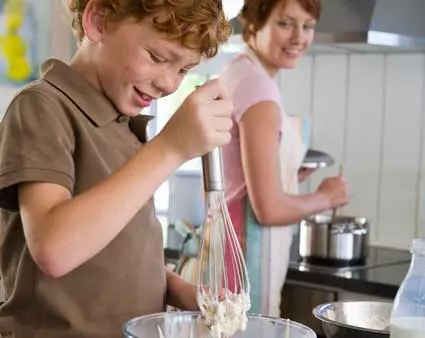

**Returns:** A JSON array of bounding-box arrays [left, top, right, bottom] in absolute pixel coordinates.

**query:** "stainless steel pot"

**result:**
[[299, 214, 369, 265]]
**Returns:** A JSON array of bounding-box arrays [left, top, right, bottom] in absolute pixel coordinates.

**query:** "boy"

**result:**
[[0, 0, 232, 337]]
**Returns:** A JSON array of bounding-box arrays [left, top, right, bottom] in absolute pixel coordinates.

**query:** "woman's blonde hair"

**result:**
[[66, 0, 232, 58]]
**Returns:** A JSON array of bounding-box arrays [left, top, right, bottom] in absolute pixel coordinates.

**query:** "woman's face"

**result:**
[[251, 0, 317, 74]]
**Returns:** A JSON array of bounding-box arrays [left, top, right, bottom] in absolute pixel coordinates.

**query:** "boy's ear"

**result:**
[[82, 0, 106, 43]]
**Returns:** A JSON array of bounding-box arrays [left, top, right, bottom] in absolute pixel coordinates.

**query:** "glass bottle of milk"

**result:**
[[390, 238, 425, 338]]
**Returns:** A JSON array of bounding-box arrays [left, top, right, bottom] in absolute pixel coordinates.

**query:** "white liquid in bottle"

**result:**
[[390, 317, 425, 338]]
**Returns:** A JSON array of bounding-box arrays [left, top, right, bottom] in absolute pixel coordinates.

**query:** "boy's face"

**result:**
[[80, 7, 201, 116]]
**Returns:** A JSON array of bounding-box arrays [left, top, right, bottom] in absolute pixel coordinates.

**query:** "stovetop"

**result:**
[[289, 246, 412, 275]]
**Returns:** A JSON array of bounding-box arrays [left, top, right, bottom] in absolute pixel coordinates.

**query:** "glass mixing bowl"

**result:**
[[122, 311, 317, 338]]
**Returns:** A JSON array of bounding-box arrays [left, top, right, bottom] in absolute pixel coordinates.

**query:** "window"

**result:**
[[152, 74, 208, 240], [151, 51, 239, 242], [155, 74, 207, 133]]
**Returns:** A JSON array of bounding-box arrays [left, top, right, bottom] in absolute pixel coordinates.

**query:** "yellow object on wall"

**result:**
[[0, 0, 32, 82]]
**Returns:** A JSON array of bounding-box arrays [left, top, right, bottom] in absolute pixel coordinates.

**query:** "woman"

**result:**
[[0, 0, 232, 337], [220, 0, 349, 316]]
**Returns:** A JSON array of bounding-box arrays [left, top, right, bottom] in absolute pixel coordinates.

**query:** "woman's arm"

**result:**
[[238, 101, 348, 226]]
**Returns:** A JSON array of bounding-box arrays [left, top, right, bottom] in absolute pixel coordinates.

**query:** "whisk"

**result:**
[[197, 147, 251, 338]]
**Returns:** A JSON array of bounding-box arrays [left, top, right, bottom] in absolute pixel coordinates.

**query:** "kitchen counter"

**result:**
[[287, 246, 411, 299], [165, 245, 412, 299]]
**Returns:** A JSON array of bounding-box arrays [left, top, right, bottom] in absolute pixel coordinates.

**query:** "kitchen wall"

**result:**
[[31, 0, 75, 64], [0, 85, 16, 120], [281, 53, 425, 250]]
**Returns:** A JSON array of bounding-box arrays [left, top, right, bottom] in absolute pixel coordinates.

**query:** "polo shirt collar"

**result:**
[[41, 59, 123, 127]]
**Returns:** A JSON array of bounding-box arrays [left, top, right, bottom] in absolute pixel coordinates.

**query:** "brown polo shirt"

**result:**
[[0, 59, 166, 337]]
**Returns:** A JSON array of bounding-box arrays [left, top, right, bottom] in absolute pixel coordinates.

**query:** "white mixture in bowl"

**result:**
[[199, 292, 250, 338]]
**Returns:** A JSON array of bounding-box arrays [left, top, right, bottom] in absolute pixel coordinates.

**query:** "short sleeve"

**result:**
[[230, 63, 281, 122], [0, 88, 75, 211]]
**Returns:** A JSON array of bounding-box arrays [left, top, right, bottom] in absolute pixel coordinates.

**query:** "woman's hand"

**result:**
[[316, 176, 349, 209], [298, 167, 316, 182]]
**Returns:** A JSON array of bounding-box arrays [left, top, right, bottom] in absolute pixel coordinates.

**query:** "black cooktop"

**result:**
[[289, 246, 412, 274], [288, 246, 412, 298]]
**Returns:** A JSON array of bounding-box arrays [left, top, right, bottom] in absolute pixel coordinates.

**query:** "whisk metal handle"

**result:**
[[202, 147, 224, 192]]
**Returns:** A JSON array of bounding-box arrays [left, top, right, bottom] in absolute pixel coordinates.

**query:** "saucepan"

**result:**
[[299, 214, 369, 266]]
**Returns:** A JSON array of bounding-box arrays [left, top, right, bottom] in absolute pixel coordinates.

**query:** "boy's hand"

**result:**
[[166, 270, 198, 311], [158, 79, 233, 163]]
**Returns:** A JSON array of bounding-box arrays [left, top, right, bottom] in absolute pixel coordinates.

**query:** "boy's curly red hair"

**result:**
[[67, 0, 232, 58]]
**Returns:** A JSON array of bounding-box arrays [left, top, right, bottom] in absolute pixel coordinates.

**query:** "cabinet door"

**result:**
[[338, 291, 391, 302], [281, 281, 338, 335]]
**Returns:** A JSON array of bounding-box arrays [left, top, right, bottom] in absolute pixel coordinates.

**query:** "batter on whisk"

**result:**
[[197, 149, 251, 337]]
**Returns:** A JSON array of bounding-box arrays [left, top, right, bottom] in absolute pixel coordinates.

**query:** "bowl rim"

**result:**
[[312, 301, 392, 335], [122, 311, 317, 337]]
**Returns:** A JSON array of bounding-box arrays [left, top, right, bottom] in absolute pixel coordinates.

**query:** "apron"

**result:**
[[227, 48, 308, 317]]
